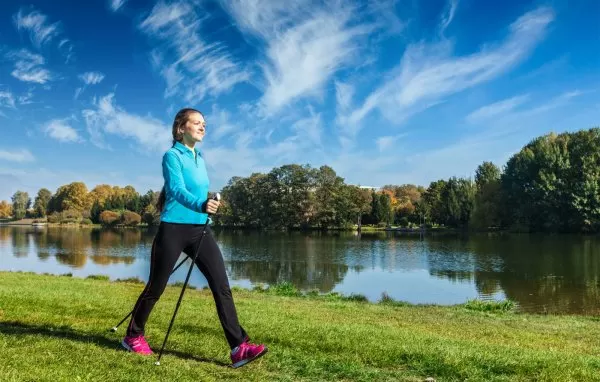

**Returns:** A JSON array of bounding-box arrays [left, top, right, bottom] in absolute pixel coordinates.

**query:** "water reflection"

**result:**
[[2, 226, 600, 314]]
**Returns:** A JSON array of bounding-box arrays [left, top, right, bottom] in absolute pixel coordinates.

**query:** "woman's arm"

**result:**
[[162, 151, 205, 212]]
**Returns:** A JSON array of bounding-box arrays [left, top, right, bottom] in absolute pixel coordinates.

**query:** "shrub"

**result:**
[[62, 209, 82, 220], [81, 218, 93, 225], [99, 211, 120, 226], [121, 210, 141, 226], [47, 212, 61, 224]]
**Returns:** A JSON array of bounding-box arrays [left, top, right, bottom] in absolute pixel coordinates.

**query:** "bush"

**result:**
[[99, 211, 120, 226], [47, 212, 61, 224], [121, 210, 141, 226], [81, 218, 93, 225], [62, 209, 82, 220]]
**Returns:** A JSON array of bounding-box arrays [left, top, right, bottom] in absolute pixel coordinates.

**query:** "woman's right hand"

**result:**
[[205, 199, 220, 214]]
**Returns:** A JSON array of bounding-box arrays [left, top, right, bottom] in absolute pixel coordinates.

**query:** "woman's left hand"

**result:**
[[205, 199, 220, 214]]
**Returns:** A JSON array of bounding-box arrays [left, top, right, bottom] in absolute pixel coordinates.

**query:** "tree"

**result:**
[[32, 188, 52, 218], [502, 128, 600, 232], [475, 161, 501, 190], [11, 191, 30, 220], [471, 162, 502, 229], [422, 180, 447, 225], [0, 201, 12, 219], [48, 182, 90, 213], [313, 165, 345, 229]]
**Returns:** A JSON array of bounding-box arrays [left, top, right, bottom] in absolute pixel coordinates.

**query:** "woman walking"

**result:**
[[121, 108, 267, 368]]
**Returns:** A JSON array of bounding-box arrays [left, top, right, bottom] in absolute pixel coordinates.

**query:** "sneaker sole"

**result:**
[[121, 339, 153, 356], [231, 347, 268, 369]]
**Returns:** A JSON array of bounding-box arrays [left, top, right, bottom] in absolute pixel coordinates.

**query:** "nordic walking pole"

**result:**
[[110, 256, 189, 332], [155, 193, 221, 366]]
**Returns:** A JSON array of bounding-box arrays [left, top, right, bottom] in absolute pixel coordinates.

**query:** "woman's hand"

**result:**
[[205, 199, 220, 214]]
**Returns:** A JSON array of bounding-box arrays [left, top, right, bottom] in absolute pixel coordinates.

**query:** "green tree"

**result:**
[[313, 165, 345, 229], [32, 188, 52, 218], [11, 191, 30, 220], [471, 162, 502, 230], [502, 128, 600, 232], [422, 180, 447, 225]]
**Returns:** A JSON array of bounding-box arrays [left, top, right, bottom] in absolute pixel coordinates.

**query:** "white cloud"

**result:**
[[0, 149, 35, 163], [110, 0, 127, 12], [82, 93, 172, 152], [466, 94, 530, 123], [138, 1, 249, 103], [7, 49, 53, 84], [18, 91, 34, 105], [43, 119, 82, 142], [207, 106, 240, 141], [0, 91, 16, 109], [13, 7, 61, 49], [346, 6, 555, 128], [439, 0, 459, 36], [79, 72, 105, 85], [376, 134, 404, 152], [222, 0, 372, 116]]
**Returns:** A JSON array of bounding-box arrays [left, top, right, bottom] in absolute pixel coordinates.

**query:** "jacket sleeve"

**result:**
[[162, 151, 206, 212]]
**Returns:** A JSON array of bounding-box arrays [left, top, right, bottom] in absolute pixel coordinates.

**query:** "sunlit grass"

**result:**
[[1, 271, 600, 381]]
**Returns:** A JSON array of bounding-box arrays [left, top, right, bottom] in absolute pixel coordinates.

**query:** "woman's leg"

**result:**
[[126, 223, 188, 337], [183, 226, 246, 349]]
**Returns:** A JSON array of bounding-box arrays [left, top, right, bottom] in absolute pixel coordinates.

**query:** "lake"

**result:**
[[2, 225, 600, 315]]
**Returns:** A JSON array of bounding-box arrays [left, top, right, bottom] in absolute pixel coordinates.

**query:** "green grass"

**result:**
[[1, 272, 600, 381]]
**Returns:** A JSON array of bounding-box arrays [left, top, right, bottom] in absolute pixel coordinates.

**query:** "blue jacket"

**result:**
[[160, 141, 210, 225]]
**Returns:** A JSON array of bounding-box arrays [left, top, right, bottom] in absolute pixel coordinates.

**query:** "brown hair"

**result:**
[[157, 108, 204, 213]]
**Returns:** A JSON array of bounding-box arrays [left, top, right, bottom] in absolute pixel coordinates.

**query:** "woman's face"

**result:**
[[183, 112, 206, 143]]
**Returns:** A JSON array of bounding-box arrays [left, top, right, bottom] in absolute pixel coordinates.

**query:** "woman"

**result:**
[[122, 108, 267, 368]]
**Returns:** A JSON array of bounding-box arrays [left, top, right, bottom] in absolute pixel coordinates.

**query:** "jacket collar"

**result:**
[[173, 141, 201, 157]]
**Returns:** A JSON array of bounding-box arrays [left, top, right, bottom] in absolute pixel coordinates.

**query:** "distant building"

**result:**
[[354, 185, 380, 191]]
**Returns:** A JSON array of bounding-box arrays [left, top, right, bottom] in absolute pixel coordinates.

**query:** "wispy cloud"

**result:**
[[43, 119, 82, 143], [439, 0, 459, 36], [466, 94, 530, 123], [346, 6, 555, 129], [75, 71, 106, 99], [110, 0, 128, 12], [138, 1, 249, 103], [207, 105, 240, 141], [13, 7, 61, 49], [0, 91, 17, 109], [376, 134, 405, 152], [18, 91, 34, 105], [7, 49, 53, 84], [0, 149, 35, 163], [82, 93, 171, 151], [222, 0, 372, 116], [79, 72, 105, 85]]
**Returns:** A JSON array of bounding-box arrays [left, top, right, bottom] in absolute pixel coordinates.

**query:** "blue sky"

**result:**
[[1, 0, 599, 201]]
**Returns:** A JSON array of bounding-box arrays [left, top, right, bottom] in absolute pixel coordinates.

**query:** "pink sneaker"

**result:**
[[230, 341, 268, 368], [121, 335, 153, 355]]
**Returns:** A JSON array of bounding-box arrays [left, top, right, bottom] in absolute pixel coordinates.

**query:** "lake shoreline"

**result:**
[[2, 270, 600, 381]]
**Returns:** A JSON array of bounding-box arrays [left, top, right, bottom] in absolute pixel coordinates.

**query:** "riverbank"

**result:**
[[1, 272, 599, 381]]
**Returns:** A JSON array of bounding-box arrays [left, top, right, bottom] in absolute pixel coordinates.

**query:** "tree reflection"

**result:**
[[425, 233, 600, 314], [214, 230, 349, 293]]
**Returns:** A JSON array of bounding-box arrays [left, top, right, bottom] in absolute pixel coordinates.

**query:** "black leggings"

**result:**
[[126, 222, 247, 349]]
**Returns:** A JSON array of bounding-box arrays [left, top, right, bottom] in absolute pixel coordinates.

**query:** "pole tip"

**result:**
[[110, 327, 118, 332]]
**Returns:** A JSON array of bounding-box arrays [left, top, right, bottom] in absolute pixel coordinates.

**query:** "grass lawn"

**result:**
[[1, 271, 600, 381]]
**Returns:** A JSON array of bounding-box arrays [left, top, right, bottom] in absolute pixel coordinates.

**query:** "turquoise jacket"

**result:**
[[160, 141, 210, 225]]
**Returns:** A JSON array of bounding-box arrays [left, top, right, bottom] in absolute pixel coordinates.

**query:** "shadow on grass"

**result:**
[[0, 321, 230, 367]]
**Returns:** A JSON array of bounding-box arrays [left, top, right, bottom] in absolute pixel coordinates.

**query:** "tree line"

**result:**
[[1, 184, 161, 227], [1, 127, 598, 233]]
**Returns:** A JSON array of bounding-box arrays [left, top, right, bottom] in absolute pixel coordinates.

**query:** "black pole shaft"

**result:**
[[155, 222, 209, 365]]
